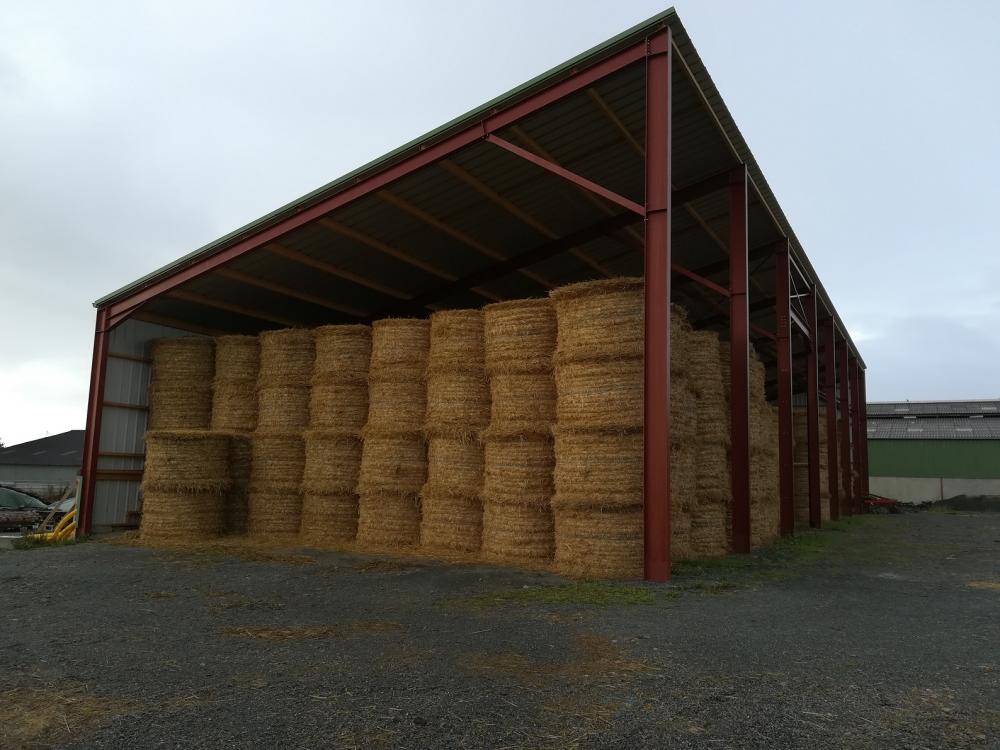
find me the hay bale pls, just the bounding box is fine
[364,377,426,434]
[551,277,643,363]
[357,433,426,495]
[356,491,420,547]
[670,303,692,373]
[140,485,226,541]
[553,505,642,579]
[213,335,259,381]
[487,370,555,437]
[369,318,430,371]
[671,443,699,513]
[249,433,304,488]
[223,432,251,535]
[256,385,311,432]
[483,298,556,374]
[671,378,699,446]
[695,442,731,506]
[554,359,642,431]
[425,436,483,498]
[309,380,368,434]
[482,501,554,564]
[482,436,554,506]
[300,492,358,544]
[301,431,362,494]
[211,380,257,433]
[425,371,490,438]
[150,337,214,384]
[147,383,212,430]
[247,487,302,536]
[142,431,230,491]
[313,324,371,383]
[689,506,729,559]
[688,330,723,401]
[258,328,314,387]
[419,490,481,552]
[552,428,641,509]
[428,309,484,372]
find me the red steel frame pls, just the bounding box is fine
[79,309,110,534]
[849,356,864,509]
[858,368,870,496]
[804,289,821,528]
[837,338,853,515]
[821,317,840,520]
[729,165,751,554]
[774,242,794,536]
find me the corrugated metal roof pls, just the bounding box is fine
[867,416,1000,440]
[0,431,85,467]
[868,400,1000,417]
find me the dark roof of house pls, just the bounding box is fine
[867,400,1000,440]
[0,430,85,466]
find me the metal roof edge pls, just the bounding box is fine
[94,7,678,308]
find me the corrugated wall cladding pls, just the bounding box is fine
[869,440,1000,480]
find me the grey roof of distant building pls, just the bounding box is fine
[0,430,85,466]
[867,400,1000,440]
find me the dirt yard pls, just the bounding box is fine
[2,512,998,749]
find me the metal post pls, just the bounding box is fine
[79,308,111,535]
[805,289,821,528]
[837,339,853,516]
[859,367,870,496]
[729,164,751,554]
[822,318,840,520]
[849,356,864,511]
[774,243,794,536]
[643,29,672,582]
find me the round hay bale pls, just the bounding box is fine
[309,380,368,433]
[482,436,553,506]
[213,335,259,381]
[140,486,226,541]
[143,431,230,491]
[364,376,426,435]
[150,336,214,385]
[483,298,556,374]
[247,487,302,536]
[419,490,482,552]
[554,358,642,431]
[313,324,371,383]
[357,433,426,495]
[428,309,484,372]
[552,428,641,509]
[211,379,257,432]
[551,277,643,363]
[553,505,642,579]
[369,318,430,371]
[301,431,362,494]
[148,384,212,430]
[356,491,420,547]
[256,385,311,432]
[425,436,483,497]
[258,328,314,387]
[482,501,554,563]
[487,371,555,437]
[425,371,490,438]
[300,492,358,544]
[249,433,304,488]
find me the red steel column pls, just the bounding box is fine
[849,356,864,510]
[859,368,870,496]
[774,243,794,536]
[79,307,111,535]
[643,30,672,582]
[822,318,840,520]
[729,164,751,554]
[805,289,821,528]
[837,339,853,516]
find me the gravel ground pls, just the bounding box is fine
[2,512,999,749]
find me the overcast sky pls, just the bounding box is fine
[1,1,998,446]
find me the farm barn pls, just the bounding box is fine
[78,8,869,580]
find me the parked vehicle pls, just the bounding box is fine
[0,487,49,532]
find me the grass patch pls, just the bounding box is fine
[12,534,89,551]
[0,684,129,747]
[966,580,1000,592]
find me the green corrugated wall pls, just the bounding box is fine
[868,440,1000,479]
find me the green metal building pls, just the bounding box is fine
[867,400,1000,503]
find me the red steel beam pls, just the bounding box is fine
[774,243,794,536]
[672,262,730,299]
[102,34,659,324]
[849,356,864,511]
[859,367,871,496]
[79,308,110,535]
[643,30,672,582]
[805,289,821,528]
[838,338,853,516]
[822,317,840,520]
[729,164,751,554]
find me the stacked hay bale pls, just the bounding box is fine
[356,319,430,548]
[748,355,779,548]
[247,329,313,537]
[419,311,490,552]
[550,278,647,579]
[224,433,252,534]
[148,337,214,429]
[300,325,371,545]
[481,299,557,565]
[668,306,698,560]
[792,410,830,526]
[140,431,230,541]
